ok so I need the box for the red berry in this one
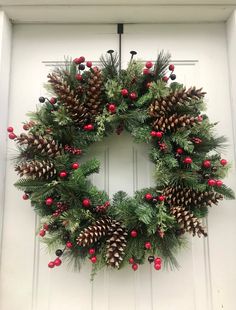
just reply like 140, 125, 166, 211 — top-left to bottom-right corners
129, 92, 137, 100
156, 131, 163, 139
108, 104, 116, 113
8, 133, 16, 139
203, 160, 211, 168
169, 64, 175, 71
43, 224, 49, 231
208, 179, 216, 186
216, 180, 223, 187
54, 258, 62, 266
75, 74, 83, 81
90, 256, 97, 263
143, 68, 150, 75
50, 97, 57, 104
197, 115, 203, 122
45, 197, 53, 206
132, 263, 138, 271
71, 162, 79, 170
145, 193, 153, 201
220, 159, 227, 166
162, 76, 169, 82
145, 242, 151, 249
85, 124, 94, 131
79, 56, 85, 63
158, 195, 165, 201
154, 263, 161, 270
176, 148, 183, 154
7, 126, 14, 132
82, 198, 91, 208
73, 58, 80, 64
154, 257, 162, 264
89, 248, 95, 255
86, 61, 92, 68
88, 124, 94, 131
145, 61, 153, 69
150, 131, 157, 137
23, 124, 29, 130
48, 261, 55, 268
130, 230, 138, 238
39, 229, 46, 237
22, 193, 29, 200
183, 157, 192, 164
104, 201, 110, 207
121, 89, 129, 97
66, 242, 73, 248
129, 258, 135, 264
59, 171, 67, 178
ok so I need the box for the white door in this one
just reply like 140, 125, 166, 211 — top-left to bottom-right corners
1, 23, 236, 310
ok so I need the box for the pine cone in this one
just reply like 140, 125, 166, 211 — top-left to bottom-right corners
105, 220, 128, 269
76, 216, 112, 247
149, 87, 206, 117
152, 113, 197, 132
171, 206, 207, 237
163, 186, 223, 208
16, 133, 63, 158
48, 72, 90, 126
84, 68, 104, 119
15, 160, 56, 179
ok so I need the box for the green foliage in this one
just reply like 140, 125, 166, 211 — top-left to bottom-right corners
153, 50, 171, 80
12, 50, 234, 278
80, 159, 100, 177
100, 51, 119, 79
171, 130, 194, 153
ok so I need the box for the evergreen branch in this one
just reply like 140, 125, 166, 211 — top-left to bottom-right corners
153, 50, 171, 80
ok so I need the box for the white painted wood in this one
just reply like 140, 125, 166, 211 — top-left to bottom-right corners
1, 0, 236, 5
1, 22, 236, 310
226, 10, 236, 158
0, 10, 12, 307
122, 23, 236, 310
1, 5, 234, 24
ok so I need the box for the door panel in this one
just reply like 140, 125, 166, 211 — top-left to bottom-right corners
1, 23, 235, 310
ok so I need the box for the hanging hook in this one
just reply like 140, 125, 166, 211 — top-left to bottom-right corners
129, 50, 137, 64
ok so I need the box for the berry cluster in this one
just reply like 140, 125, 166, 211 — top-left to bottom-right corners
121, 88, 138, 101
147, 256, 162, 270
162, 64, 176, 82
95, 201, 110, 213
202, 159, 227, 187
128, 255, 162, 271
64, 145, 82, 155
52, 202, 69, 218
144, 193, 165, 203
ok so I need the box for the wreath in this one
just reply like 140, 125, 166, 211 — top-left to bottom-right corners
9, 50, 234, 277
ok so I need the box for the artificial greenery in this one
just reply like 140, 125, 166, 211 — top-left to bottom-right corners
11, 50, 234, 276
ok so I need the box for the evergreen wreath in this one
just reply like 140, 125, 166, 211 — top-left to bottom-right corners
9, 50, 234, 276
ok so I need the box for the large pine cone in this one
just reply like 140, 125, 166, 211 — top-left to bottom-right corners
152, 113, 197, 132
84, 68, 104, 119
48, 72, 90, 126
76, 216, 112, 247
149, 87, 205, 118
171, 206, 207, 237
16, 133, 62, 158
105, 220, 128, 269
15, 160, 56, 179
163, 186, 223, 208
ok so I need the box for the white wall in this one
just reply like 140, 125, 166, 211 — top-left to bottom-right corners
0, 10, 12, 274
0, 14, 236, 310
226, 9, 236, 159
